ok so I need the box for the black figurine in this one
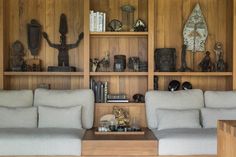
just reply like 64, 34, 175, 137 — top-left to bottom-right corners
178, 45, 193, 72
43, 13, 84, 67
198, 51, 214, 72
182, 82, 193, 90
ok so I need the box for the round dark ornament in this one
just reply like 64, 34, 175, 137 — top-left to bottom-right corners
182, 81, 193, 90
107, 19, 123, 32
168, 80, 180, 91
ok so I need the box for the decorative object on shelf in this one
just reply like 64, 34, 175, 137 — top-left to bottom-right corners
183, 3, 208, 70
214, 42, 227, 72
133, 94, 145, 103
154, 76, 158, 90
107, 94, 129, 103
107, 19, 122, 32
90, 79, 108, 103
98, 114, 117, 132
130, 117, 141, 131
90, 53, 110, 72
178, 45, 193, 72
155, 48, 176, 72
38, 83, 51, 89
168, 80, 180, 91
198, 51, 214, 72
133, 19, 147, 32
121, 4, 135, 31
114, 55, 126, 72
27, 19, 42, 71
11, 40, 26, 71
139, 61, 148, 72
112, 106, 130, 127
90, 58, 100, 72
182, 82, 193, 90
43, 13, 84, 72
128, 57, 140, 71
90, 10, 106, 32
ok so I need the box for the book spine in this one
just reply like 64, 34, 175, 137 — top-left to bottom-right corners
103, 13, 106, 32
96, 12, 100, 32
94, 12, 97, 32
100, 83, 104, 103
99, 13, 103, 32
90, 10, 93, 32
104, 81, 108, 103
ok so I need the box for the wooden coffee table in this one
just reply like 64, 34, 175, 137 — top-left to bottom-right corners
82, 128, 158, 156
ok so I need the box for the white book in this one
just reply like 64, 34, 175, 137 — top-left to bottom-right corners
103, 13, 106, 32
90, 10, 94, 32
99, 13, 103, 32
94, 12, 97, 32
96, 12, 100, 32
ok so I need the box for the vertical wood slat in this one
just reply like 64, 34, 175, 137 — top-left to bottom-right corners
148, 0, 154, 90
0, 0, 4, 89
84, 0, 90, 88
233, 0, 236, 90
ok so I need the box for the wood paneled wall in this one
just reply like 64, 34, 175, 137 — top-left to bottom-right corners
3, 0, 84, 89
155, 0, 233, 91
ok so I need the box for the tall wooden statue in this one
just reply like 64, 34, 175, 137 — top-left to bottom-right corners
43, 13, 84, 72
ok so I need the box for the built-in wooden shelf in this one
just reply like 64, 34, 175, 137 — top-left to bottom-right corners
4, 72, 84, 76
96, 103, 145, 106
90, 72, 148, 76
154, 72, 233, 77
90, 32, 148, 37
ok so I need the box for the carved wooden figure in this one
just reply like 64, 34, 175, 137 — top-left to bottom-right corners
43, 13, 84, 67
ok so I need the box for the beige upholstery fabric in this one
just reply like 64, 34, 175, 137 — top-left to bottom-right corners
0, 90, 33, 107
145, 89, 204, 129
34, 89, 94, 129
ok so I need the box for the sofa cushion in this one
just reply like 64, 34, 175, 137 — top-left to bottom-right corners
152, 128, 216, 155
0, 128, 85, 155
156, 109, 201, 130
38, 106, 82, 129
0, 107, 37, 128
205, 91, 236, 108
34, 89, 94, 129
145, 89, 204, 129
201, 108, 236, 128
0, 90, 33, 107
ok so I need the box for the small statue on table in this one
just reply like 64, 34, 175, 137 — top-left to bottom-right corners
178, 45, 193, 72
112, 106, 130, 127
198, 51, 214, 72
11, 41, 26, 71
90, 53, 110, 72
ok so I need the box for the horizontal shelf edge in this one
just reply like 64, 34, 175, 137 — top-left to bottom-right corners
154, 72, 233, 77
90, 32, 148, 36
4, 72, 84, 76
95, 103, 145, 106
90, 72, 148, 76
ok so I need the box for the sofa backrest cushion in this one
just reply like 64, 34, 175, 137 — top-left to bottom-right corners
205, 91, 236, 108
145, 89, 204, 129
0, 107, 37, 128
201, 108, 236, 128
34, 89, 94, 129
0, 90, 33, 107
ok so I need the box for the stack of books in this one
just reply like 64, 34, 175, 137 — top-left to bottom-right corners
90, 10, 106, 32
107, 94, 129, 103
90, 79, 108, 103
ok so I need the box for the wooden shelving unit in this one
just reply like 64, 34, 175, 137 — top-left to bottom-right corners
154, 72, 233, 77
0, 0, 235, 127
4, 72, 84, 76
90, 32, 148, 37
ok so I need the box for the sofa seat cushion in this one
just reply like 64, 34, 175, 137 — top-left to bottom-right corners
0, 128, 85, 155
152, 128, 216, 155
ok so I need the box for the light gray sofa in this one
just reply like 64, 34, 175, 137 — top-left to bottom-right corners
0, 89, 94, 156
145, 89, 236, 156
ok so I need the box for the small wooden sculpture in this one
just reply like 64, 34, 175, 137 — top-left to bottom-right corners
11, 41, 25, 71
214, 42, 227, 72
199, 51, 214, 72
43, 13, 84, 67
